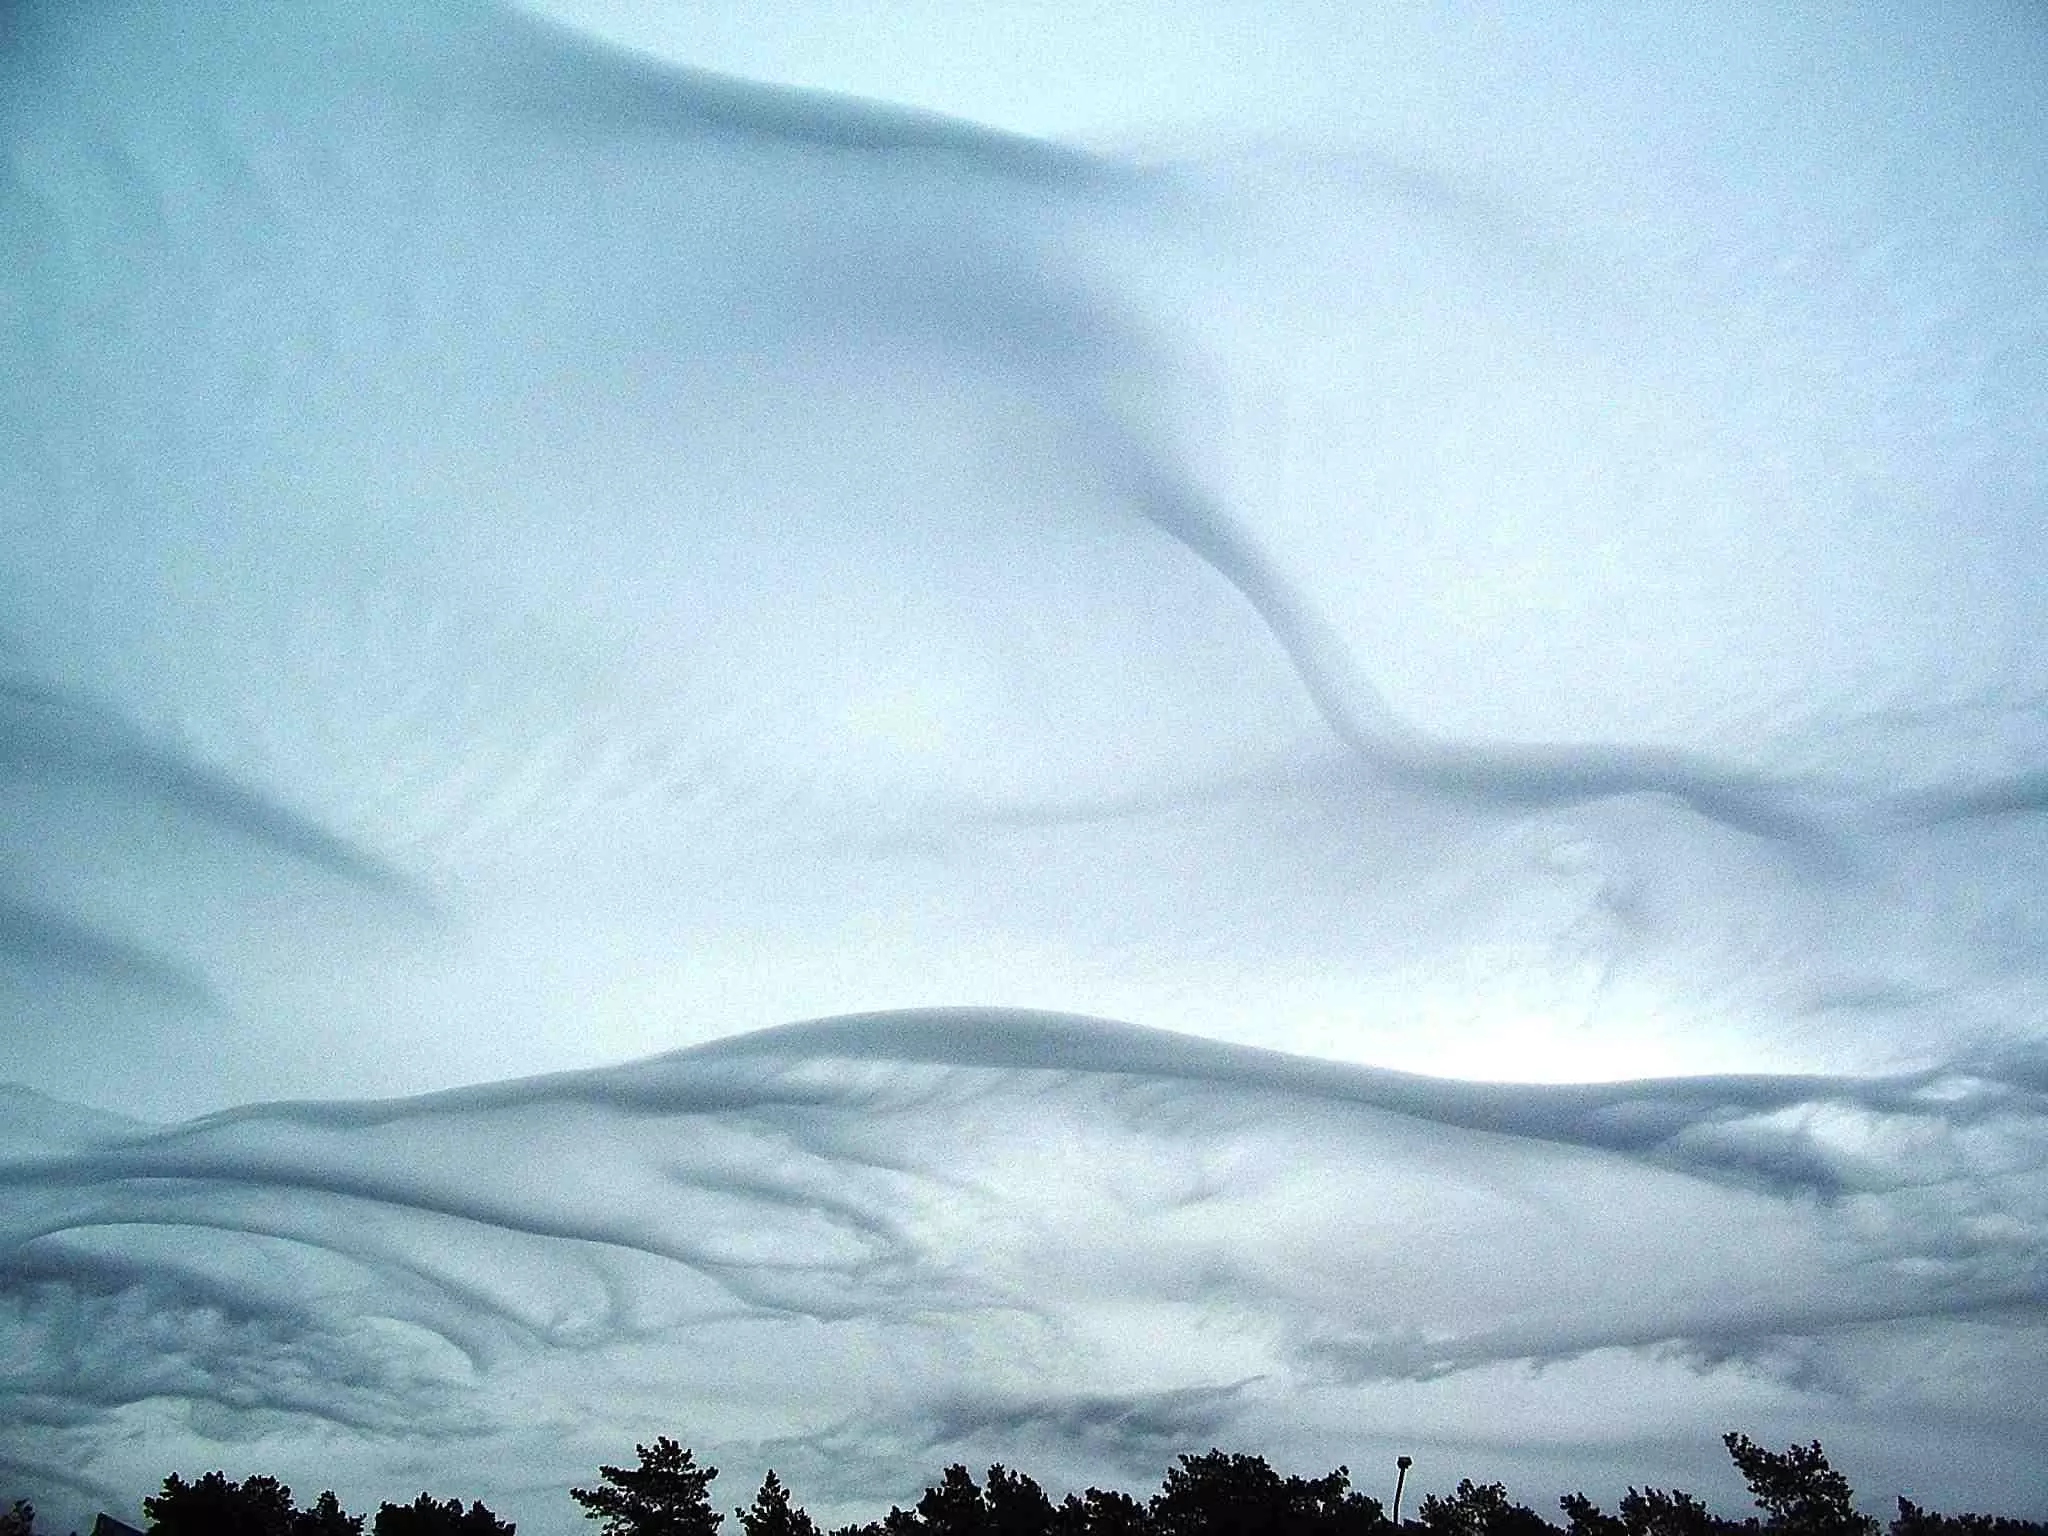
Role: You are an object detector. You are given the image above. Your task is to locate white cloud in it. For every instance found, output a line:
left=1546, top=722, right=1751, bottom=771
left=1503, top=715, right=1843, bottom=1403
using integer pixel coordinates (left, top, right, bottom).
left=4, top=0, right=2046, bottom=1530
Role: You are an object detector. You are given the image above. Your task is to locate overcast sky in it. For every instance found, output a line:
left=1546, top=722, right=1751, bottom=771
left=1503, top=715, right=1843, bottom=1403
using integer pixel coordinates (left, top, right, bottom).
left=4, top=1, right=2047, bottom=1532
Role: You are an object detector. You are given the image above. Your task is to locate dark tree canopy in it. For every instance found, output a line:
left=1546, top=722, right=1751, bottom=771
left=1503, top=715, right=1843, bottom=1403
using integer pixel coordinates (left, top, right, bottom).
left=373, top=1493, right=514, bottom=1536
left=919, top=1468, right=991, bottom=1536
left=300, top=1491, right=366, bottom=1536
left=1561, top=1493, right=1625, bottom=1536
left=739, top=1473, right=819, bottom=1536
left=1564, top=1487, right=1731, bottom=1536
left=1892, top=1499, right=2048, bottom=1536
left=1153, top=1451, right=1292, bottom=1536
left=985, top=1466, right=1057, bottom=1536
left=144, top=1472, right=301, bottom=1536
left=1149, top=1450, right=1385, bottom=1536
left=1415, top=1479, right=1553, bottom=1536
left=135, top=1468, right=513, bottom=1536
left=19, top=1424, right=2046, bottom=1536
left=571, top=1438, right=723, bottom=1536
left=1723, top=1436, right=1875, bottom=1536
left=826, top=1453, right=1387, bottom=1536
left=1060, top=1489, right=1152, bottom=1536
left=1620, top=1489, right=1720, bottom=1536
left=139, top=1471, right=371, bottom=1536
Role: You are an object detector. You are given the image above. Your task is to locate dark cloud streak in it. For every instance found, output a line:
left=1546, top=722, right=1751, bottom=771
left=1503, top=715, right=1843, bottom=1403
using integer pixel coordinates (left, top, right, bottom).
left=0, top=896, right=216, bottom=1010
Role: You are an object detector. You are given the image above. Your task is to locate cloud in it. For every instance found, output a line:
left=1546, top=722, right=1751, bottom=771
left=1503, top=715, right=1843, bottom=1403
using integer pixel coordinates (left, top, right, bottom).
left=0, top=678, right=417, bottom=893
left=0, top=675, right=423, bottom=1020
left=0, top=897, right=215, bottom=1011
left=8, top=0, right=2047, bottom=1110
left=1889, top=769, right=2048, bottom=828
left=5, top=1012, right=2046, bottom=1528
left=4, top=0, right=2047, bottom=1531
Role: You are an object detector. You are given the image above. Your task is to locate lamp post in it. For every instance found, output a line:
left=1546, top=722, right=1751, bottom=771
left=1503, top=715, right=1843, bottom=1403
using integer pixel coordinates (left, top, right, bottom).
left=1393, top=1456, right=1412, bottom=1528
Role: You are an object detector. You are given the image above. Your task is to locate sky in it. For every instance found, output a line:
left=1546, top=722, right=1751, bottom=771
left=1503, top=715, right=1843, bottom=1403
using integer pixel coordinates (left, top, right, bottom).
left=2, top=0, right=2047, bottom=1530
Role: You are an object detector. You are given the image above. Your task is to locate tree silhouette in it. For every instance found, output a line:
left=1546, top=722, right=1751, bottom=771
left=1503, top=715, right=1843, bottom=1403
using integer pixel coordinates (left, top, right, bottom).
left=372, top=1494, right=513, bottom=1535
left=1058, top=1489, right=1151, bottom=1536
left=985, top=1466, right=1056, bottom=1536
left=1891, top=1498, right=2048, bottom=1536
left=1622, top=1488, right=1721, bottom=1536
left=1154, top=1450, right=1288, bottom=1536
left=144, top=1472, right=300, bottom=1536
left=1564, top=1489, right=1726, bottom=1536
left=298, top=1491, right=365, bottom=1536
left=1416, top=1480, right=1552, bottom=1536
left=572, top=1439, right=722, bottom=1536
left=918, top=1467, right=989, bottom=1536
left=1721, top=1436, right=1873, bottom=1536
left=739, top=1474, right=819, bottom=1536
left=1286, top=1466, right=1384, bottom=1536
left=1150, top=1450, right=1384, bottom=1536
left=35, top=1426, right=2045, bottom=1536
left=1562, top=1494, right=1623, bottom=1536
left=136, top=1471, right=369, bottom=1536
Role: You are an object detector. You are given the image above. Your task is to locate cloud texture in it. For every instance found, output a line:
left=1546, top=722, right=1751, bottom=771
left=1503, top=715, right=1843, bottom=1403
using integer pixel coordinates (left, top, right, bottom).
left=8, top=1012, right=2048, bottom=1529
left=3, top=0, right=2047, bottom=1530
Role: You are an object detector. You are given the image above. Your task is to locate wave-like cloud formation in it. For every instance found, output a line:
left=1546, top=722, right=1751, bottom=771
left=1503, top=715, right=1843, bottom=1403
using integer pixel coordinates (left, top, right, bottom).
left=5, top=0, right=2047, bottom=1103
left=5, top=0, right=2048, bottom=1531
left=6, top=1010, right=2047, bottom=1532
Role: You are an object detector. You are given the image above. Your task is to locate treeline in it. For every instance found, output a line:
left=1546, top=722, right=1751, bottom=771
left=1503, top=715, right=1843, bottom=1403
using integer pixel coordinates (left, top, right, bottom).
left=3, top=1431, right=2040, bottom=1536
left=0, top=1479, right=512, bottom=1536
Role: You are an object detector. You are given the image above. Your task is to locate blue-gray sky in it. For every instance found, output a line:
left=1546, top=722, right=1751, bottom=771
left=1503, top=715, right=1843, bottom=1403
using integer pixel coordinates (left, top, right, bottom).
left=3, top=1, right=2046, bottom=1531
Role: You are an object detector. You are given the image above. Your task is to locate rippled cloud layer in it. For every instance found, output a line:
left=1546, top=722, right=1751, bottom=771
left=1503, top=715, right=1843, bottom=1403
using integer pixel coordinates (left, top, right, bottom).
left=3, top=0, right=2046, bottom=1531
left=8, top=1012, right=2048, bottom=1529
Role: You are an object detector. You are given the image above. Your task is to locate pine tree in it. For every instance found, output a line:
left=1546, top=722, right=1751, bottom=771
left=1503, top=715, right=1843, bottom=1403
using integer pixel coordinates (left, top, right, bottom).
left=1722, top=1435, right=1875, bottom=1536
left=373, top=1493, right=513, bottom=1536
left=297, top=1490, right=365, bottom=1536
left=572, top=1439, right=723, bottom=1536
left=738, top=1473, right=819, bottom=1536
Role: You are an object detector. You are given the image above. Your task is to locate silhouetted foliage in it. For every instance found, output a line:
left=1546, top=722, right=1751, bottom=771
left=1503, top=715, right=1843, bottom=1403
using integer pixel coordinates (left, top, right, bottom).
left=1564, top=1487, right=1732, bottom=1536
left=826, top=1506, right=934, bottom=1536
left=739, top=1474, right=819, bottom=1536
left=985, top=1467, right=1058, bottom=1536
left=1150, top=1450, right=1385, bottom=1536
left=138, top=1472, right=366, bottom=1536
left=372, top=1493, right=512, bottom=1536
left=300, top=1492, right=365, bottom=1536
left=1561, top=1493, right=1625, bottom=1536
left=919, top=1468, right=991, bottom=1536
left=1722, top=1437, right=1874, bottom=1536
left=1891, top=1500, right=2048, bottom=1536
left=1059, top=1489, right=1152, bottom=1536
left=571, top=1438, right=722, bottom=1536
left=1416, top=1480, right=1552, bottom=1536
left=1284, top=1468, right=1384, bottom=1536
left=1153, top=1450, right=1280, bottom=1536
left=25, top=1425, right=2046, bottom=1536
left=145, top=1472, right=300, bottom=1536
left=890, top=1464, right=1063, bottom=1536
left=1623, top=1489, right=1723, bottom=1536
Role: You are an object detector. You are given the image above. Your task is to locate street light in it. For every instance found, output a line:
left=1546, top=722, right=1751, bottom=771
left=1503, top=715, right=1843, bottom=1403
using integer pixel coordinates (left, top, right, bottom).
left=1393, top=1456, right=1413, bottom=1528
